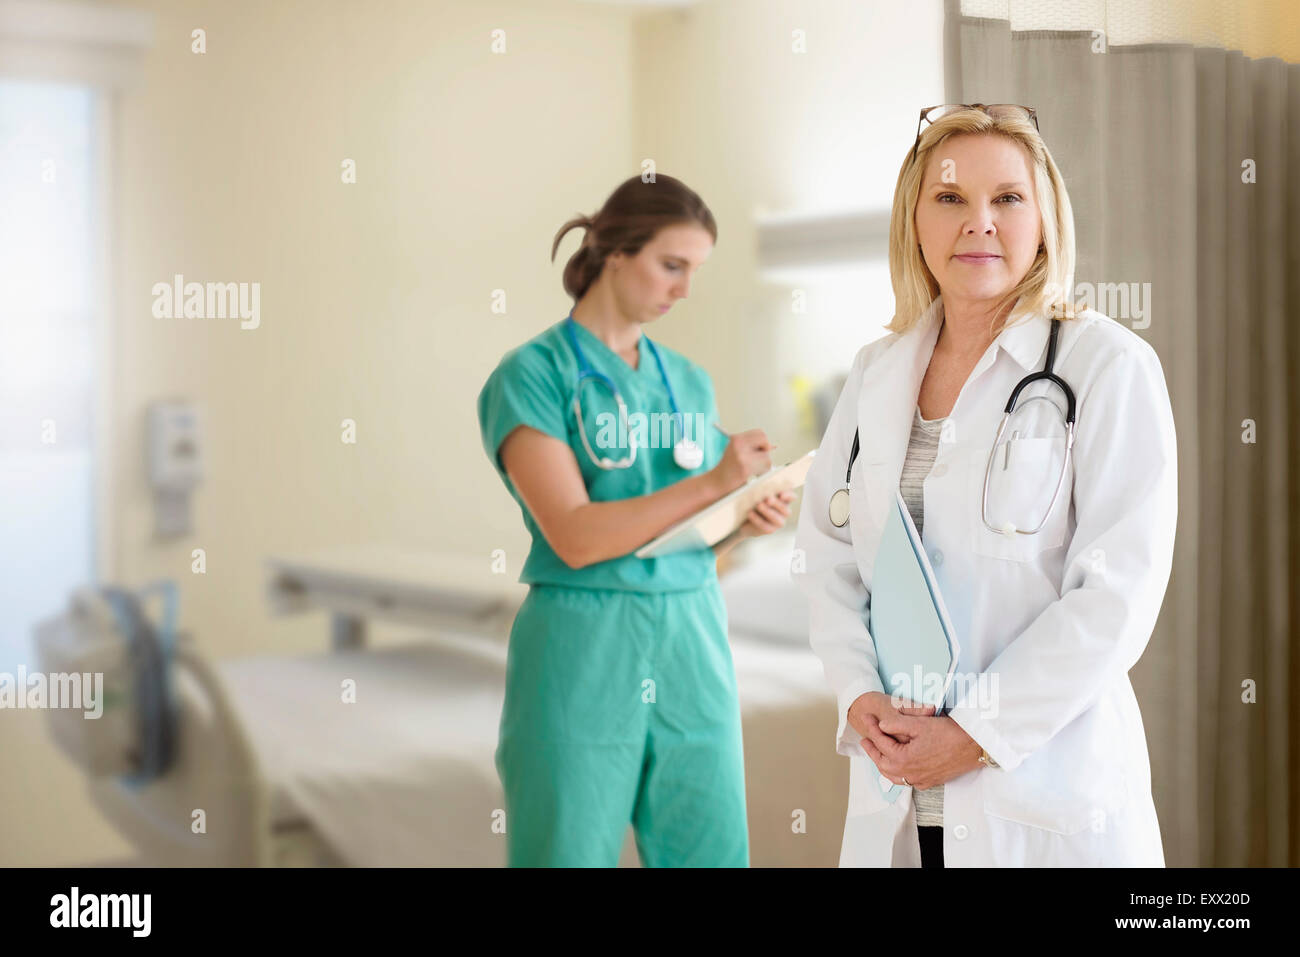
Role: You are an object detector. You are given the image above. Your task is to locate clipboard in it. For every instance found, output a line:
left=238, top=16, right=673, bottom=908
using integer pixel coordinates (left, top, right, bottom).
left=635, top=450, right=817, bottom=558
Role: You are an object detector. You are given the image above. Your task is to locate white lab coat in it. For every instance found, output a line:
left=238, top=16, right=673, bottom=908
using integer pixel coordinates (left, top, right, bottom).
left=793, top=294, right=1176, bottom=867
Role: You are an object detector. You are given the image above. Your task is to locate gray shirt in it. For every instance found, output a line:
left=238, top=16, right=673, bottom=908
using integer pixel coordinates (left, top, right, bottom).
left=900, top=405, right=945, bottom=827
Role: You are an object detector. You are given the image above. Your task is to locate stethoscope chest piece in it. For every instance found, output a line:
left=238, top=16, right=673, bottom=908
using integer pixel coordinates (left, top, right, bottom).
left=828, top=486, right=851, bottom=527
left=828, top=428, right=860, bottom=527
left=673, top=439, right=704, bottom=471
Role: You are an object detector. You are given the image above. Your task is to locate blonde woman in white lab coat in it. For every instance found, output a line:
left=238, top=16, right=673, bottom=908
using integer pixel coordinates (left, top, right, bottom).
left=793, top=105, right=1176, bottom=867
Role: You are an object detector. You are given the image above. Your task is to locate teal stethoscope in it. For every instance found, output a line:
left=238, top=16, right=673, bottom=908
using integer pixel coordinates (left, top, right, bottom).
left=563, top=311, right=704, bottom=471
left=828, top=317, right=1077, bottom=535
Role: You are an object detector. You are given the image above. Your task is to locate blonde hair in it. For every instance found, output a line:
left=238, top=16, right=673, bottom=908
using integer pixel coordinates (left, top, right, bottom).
left=886, top=106, right=1079, bottom=336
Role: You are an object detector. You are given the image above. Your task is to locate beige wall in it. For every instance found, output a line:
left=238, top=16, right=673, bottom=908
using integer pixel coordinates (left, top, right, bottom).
left=2, top=0, right=943, bottom=865
left=103, top=0, right=640, bottom=660
left=629, top=0, right=943, bottom=448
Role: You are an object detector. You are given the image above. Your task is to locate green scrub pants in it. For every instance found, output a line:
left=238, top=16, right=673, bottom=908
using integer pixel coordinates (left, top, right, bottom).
left=496, top=581, right=749, bottom=867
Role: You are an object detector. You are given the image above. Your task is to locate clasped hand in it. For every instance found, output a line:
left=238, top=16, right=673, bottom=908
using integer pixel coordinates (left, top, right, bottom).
left=849, top=691, right=982, bottom=790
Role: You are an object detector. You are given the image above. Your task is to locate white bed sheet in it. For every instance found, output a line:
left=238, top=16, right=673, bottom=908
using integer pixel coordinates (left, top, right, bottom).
left=216, top=568, right=842, bottom=867
left=217, top=634, right=510, bottom=867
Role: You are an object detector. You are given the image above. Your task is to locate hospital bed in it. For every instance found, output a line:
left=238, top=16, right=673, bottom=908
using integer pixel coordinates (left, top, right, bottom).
left=44, top=540, right=847, bottom=866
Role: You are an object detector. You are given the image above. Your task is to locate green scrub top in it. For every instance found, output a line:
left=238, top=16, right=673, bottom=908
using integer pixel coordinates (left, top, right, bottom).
left=477, top=317, right=726, bottom=592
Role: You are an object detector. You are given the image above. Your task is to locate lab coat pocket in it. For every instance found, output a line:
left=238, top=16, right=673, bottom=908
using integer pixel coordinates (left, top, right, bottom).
left=981, top=697, right=1129, bottom=835
left=968, top=438, right=1071, bottom=562
left=849, top=460, right=892, bottom=582
left=847, top=754, right=897, bottom=817
left=852, top=460, right=892, bottom=524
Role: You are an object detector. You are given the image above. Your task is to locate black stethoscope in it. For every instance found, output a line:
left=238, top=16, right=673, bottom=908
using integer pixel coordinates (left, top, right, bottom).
left=828, top=318, right=1077, bottom=535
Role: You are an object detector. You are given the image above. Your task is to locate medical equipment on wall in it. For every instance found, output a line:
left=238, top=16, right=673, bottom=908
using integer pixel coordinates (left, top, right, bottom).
left=828, top=318, right=1076, bottom=534
left=564, top=312, right=704, bottom=471
left=33, top=581, right=179, bottom=785
left=147, top=400, right=204, bottom=538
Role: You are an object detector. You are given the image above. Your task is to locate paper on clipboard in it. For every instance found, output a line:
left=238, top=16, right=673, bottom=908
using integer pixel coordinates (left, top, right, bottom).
left=865, top=488, right=962, bottom=803
left=635, top=450, right=816, bottom=559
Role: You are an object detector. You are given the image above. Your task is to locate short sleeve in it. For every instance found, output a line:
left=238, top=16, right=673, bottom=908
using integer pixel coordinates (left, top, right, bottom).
left=476, top=348, right=571, bottom=483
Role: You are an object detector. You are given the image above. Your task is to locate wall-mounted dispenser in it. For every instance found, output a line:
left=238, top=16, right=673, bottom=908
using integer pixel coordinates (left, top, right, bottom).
left=147, top=400, right=203, bottom=538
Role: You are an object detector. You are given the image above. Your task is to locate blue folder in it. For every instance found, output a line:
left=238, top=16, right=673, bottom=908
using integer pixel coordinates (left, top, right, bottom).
left=865, top=489, right=961, bottom=803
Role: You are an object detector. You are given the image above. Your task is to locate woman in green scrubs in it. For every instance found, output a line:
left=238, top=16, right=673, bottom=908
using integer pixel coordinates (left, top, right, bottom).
left=477, top=174, right=794, bottom=867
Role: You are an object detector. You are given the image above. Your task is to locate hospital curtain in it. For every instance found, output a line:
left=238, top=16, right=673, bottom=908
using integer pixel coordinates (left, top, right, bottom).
left=945, top=0, right=1300, bottom=867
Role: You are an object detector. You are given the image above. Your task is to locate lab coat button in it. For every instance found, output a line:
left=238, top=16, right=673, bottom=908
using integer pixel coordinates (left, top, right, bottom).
left=953, top=824, right=969, bottom=840
left=931, top=463, right=947, bottom=478
left=931, top=550, right=943, bottom=566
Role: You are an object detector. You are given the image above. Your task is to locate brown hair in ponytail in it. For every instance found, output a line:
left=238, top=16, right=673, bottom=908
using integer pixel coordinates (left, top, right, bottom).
left=551, top=174, right=717, bottom=302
